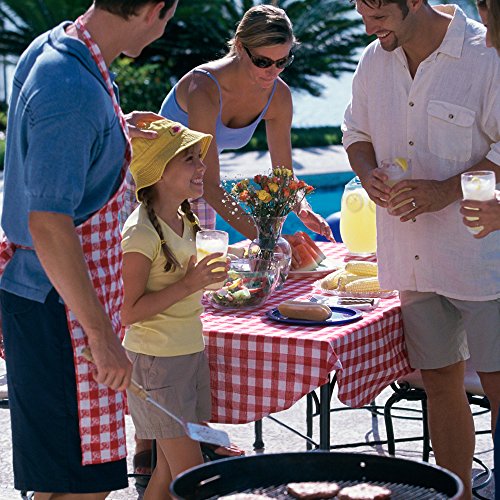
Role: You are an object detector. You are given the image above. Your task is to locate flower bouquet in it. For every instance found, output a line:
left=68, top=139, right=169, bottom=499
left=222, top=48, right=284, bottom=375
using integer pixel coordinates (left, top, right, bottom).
left=230, top=167, right=315, bottom=286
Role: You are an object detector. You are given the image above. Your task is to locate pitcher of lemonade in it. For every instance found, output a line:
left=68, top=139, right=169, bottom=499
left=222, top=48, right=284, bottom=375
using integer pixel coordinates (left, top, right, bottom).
left=339, top=177, right=377, bottom=256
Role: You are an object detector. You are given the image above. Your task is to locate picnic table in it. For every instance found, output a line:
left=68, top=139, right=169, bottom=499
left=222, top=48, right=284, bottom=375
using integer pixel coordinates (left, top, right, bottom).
left=202, top=242, right=412, bottom=450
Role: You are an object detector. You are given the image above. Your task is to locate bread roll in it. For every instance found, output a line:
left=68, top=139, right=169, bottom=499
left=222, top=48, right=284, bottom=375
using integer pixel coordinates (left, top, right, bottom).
left=278, top=301, right=331, bottom=321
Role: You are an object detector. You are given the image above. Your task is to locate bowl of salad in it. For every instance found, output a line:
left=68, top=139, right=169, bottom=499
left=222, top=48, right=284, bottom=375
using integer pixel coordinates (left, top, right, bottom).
left=209, top=258, right=279, bottom=310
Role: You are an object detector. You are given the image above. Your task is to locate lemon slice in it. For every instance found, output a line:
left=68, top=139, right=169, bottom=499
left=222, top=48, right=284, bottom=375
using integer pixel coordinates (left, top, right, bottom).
left=345, top=192, right=364, bottom=212
left=468, top=176, right=482, bottom=190
left=394, top=157, right=409, bottom=171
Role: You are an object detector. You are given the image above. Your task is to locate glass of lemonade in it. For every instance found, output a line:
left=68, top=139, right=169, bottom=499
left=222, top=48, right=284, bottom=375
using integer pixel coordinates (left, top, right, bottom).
left=379, top=157, right=412, bottom=215
left=461, top=171, right=496, bottom=234
left=339, top=177, right=377, bottom=256
left=196, top=230, right=229, bottom=290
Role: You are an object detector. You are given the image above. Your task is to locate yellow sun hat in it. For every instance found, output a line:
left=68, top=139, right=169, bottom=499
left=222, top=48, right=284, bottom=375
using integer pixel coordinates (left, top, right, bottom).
left=130, top=119, right=213, bottom=200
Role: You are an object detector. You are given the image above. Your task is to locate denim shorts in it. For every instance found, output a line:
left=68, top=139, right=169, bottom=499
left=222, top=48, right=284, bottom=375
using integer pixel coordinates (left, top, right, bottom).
left=1, top=288, right=128, bottom=493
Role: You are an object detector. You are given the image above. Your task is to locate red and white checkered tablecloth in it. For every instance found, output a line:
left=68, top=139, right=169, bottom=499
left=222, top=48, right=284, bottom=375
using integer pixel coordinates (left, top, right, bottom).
left=202, top=242, right=412, bottom=424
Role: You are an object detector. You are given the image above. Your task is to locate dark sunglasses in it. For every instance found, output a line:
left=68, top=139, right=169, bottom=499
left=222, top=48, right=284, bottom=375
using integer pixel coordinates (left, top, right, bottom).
left=243, top=46, right=294, bottom=70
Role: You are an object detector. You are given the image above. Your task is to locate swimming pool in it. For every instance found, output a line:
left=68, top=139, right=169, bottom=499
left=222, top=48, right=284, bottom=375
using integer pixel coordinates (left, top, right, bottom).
left=216, top=171, right=356, bottom=244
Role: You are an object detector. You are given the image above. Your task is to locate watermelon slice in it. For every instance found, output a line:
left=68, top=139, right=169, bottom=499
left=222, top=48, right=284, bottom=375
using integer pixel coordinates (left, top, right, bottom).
left=293, top=242, right=320, bottom=271
left=297, top=231, right=327, bottom=263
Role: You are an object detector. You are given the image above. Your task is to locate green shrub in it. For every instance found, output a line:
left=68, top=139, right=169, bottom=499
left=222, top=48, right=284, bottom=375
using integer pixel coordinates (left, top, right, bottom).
left=112, top=57, right=173, bottom=114
left=235, top=123, right=342, bottom=152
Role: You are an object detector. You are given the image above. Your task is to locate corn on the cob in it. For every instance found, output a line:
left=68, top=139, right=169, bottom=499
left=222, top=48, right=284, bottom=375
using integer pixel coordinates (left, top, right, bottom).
left=338, top=273, right=364, bottom=291
left=344, top=277, right=381, bottom=293
left=322, top=268, right=345, bottom=290
left=345, top=261, right=378, bottom=277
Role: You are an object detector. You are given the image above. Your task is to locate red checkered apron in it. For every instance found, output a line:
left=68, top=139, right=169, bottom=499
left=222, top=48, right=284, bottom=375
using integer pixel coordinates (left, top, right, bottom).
left=0, top=17, right=132, bottom=465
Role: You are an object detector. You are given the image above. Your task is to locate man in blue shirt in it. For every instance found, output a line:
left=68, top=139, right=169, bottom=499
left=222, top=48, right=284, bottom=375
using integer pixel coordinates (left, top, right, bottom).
left=0, top=1, right=177, bottom=497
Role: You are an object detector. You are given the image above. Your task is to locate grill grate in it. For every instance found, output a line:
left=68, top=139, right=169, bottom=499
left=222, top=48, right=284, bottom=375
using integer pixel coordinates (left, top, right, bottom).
left=207, top=479, right=450, bottom=500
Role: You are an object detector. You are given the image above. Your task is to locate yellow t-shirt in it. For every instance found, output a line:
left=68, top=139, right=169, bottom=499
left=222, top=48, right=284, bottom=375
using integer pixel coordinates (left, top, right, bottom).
left=121, top=204, right=204, bottom=357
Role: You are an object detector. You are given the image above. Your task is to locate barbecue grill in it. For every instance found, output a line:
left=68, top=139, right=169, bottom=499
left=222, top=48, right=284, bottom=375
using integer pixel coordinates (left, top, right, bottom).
left=171, top=452, right=463, bottom=499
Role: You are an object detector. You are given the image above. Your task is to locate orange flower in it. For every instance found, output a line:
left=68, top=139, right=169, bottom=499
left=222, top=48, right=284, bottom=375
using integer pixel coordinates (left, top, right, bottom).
left=239, top=190, right=250, bottom=201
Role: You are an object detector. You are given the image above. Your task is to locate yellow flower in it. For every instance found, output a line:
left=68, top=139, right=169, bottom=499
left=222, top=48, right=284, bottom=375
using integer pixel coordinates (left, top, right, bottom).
left=257, top=190, right=272, bottom=202
left=268, top=182, right=279, bottom=193
left=283, top=168, right=293, bottom=177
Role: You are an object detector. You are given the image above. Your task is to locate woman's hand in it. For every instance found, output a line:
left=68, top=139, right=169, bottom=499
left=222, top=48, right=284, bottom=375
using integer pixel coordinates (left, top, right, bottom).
left=124, top=111, right=164, bottom=139
left=298, top=206, right=335, bottom=242
left=183, top=253, right=229, bottom=291
left=460, top=194, right=500, bottom=238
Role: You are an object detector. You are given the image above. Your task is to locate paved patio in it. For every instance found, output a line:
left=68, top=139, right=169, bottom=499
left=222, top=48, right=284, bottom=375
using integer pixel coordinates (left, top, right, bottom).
left=0, top=148, right=496, bottom=498
left=0, top=357, right=495, bottom=499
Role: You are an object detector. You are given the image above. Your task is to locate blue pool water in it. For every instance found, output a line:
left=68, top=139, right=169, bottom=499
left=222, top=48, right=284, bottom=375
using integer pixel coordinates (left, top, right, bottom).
left=216, top=171, right=356, bottom=244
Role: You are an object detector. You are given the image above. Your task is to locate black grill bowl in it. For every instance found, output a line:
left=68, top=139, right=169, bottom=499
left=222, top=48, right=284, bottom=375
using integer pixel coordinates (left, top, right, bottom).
left=171, top=452, right=463, bottom=499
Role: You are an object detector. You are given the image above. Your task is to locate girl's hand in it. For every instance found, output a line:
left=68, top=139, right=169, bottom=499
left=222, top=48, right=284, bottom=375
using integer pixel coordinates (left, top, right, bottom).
left=183, top=253, right=229, bottom=291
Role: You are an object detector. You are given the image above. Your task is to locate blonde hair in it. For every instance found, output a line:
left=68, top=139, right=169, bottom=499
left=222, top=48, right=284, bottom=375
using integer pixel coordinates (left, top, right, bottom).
left=138, top=187, right=201, bottom=272
left=227, top=4, right=297, bottom=54
left=487, top=0, right=500, bottom=53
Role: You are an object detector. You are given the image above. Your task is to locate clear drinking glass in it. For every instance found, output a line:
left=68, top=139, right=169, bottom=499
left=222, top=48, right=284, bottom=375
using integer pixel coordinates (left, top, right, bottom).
left=196, top=230, right=229, bottom=290
left=461, top=171, right=496, bottom=234
left=379, top=158, right=412, bottom=215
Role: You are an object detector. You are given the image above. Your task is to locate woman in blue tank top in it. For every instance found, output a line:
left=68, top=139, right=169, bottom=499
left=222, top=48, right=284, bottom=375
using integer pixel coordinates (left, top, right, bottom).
left=160, top=5, right=333, bottom=241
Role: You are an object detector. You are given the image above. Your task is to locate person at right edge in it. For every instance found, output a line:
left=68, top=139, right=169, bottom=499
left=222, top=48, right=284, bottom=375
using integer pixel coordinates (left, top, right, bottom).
left=342, top=1, right=500, bottom=498
left=471, top=3, right=500, bottom=498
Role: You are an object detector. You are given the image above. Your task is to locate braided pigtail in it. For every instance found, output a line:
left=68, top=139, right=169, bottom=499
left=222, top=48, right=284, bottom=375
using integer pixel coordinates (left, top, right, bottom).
left=138, top=187, right=181, bottom=272
left=181, top=199, right=201, bottom=234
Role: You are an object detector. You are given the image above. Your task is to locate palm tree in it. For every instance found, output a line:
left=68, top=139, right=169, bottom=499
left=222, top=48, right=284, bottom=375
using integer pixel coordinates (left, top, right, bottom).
left=0, top=0, right=89, bottom=56
left=133, top=0, right=368, bottom=97
left=0, top=0, right=368, bottom=97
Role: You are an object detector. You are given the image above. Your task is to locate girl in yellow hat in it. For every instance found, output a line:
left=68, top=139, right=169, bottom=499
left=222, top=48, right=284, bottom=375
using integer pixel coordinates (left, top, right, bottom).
left=121, top=119, right=228, bottom=498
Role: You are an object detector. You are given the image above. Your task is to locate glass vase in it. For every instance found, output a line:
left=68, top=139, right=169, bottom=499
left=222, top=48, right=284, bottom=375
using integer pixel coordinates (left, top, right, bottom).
left=248, top=216, right=292, bottom=290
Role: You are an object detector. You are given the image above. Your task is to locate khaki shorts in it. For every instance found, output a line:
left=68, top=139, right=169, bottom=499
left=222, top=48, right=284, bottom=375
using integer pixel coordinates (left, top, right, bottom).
left=400, top=291, right=500, bottom=372
left=126, top=350, right=212, bottom=439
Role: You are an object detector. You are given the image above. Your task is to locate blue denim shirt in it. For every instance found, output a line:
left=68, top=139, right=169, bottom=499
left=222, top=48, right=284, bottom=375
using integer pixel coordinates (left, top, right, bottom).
left=1, top=22, right=125, bottom=302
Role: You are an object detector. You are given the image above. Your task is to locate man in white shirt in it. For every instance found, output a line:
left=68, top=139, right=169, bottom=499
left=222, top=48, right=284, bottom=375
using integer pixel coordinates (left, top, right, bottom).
left=342, top=1, right=500, bottom=497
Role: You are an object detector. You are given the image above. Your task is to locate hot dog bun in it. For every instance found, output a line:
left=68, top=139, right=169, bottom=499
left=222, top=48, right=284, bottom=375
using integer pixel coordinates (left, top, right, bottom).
left=278, top=300, right=332, bottom=321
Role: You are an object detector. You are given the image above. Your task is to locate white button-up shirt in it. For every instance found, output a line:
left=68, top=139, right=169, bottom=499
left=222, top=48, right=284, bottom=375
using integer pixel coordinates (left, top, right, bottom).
left=342, top=5, right=500, bottom=301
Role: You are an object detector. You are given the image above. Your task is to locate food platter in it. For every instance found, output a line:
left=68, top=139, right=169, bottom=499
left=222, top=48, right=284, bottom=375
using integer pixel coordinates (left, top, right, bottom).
left=313, top=277, right=398, bottom=299
left=287, top=258, right=344, bottom=279
left=266, top=305, right=363, bottom=327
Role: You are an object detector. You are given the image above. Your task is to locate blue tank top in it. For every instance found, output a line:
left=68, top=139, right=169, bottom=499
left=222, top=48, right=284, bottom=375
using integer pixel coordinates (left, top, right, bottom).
left=159, top=69, right=277, bottom=152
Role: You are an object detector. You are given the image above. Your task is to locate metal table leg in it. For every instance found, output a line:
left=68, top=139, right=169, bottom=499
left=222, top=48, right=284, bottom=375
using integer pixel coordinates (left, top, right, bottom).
left=319, top=377, right=331, bottom=450
left=253, top=419, right=264, bottom=450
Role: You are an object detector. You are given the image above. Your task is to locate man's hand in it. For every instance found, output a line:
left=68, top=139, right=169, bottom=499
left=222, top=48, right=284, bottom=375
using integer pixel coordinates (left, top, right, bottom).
left=87, top=332, right=132, bottom=391
left=358, top=169, right=391, bottom=207
left=460, top=194, right=500, bottom=238
left=125, top=111, right=164, bottom=139
left=389, top=178, right=455, bottom=222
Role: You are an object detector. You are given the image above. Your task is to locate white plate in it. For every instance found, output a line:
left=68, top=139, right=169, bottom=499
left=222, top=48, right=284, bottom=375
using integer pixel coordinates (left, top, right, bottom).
left=313, top=276, right=398, bottom=299
left=288, top=258, right=344, bottom=279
